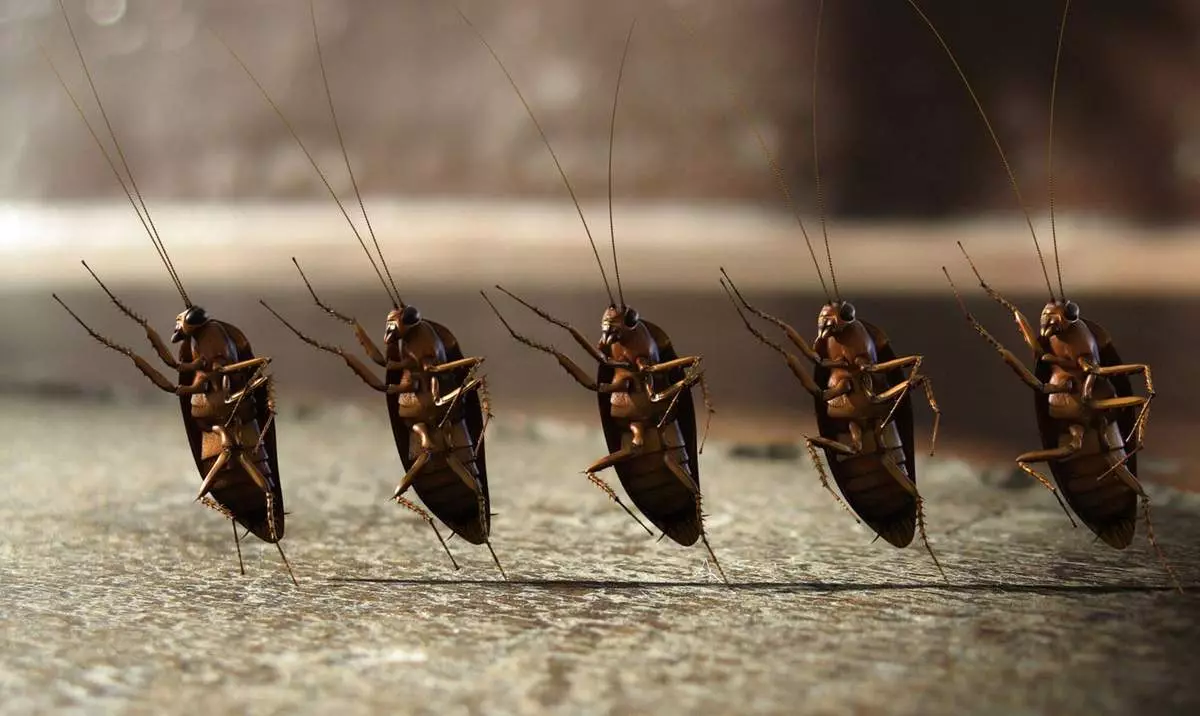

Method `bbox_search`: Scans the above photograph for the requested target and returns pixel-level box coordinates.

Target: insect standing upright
[907,0,1179,590]
[219,3,503,578]
[717,0,945,578]
[45,1,293,584]
[456,9,726,582]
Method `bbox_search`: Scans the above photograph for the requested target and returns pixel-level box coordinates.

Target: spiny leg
[661,451,728,584]
[583,446,654,536]
[485,541,508,581]
[956,242,1040,352]
[1139,496,1182,593]
[80,260,183,368]
[942,269,1047,392]
[236,454,298,587]
[291,257,388,366]
[719,269,823,363]
[803,436,861,525]
[481,291,602,391]
[878,453,947,582]
[445,452,489,539]
[495,284,608,364]
[719,277,823,396]
[1015,424,1084,528]
[54,294,183,393]
[696,370,716,454]
[395,496,460,571]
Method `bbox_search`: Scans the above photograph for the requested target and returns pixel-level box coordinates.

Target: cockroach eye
[838,302,856,323]
[185,306,208,326]
[1063,301,1080,322]
[401,306,421,325]
[623,307,639,327]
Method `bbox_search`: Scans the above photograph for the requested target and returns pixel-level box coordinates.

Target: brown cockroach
[455,9,726,582]
[716,0,946,579]
[906,0,1179,590]
[44,1,294,584]
[217,3,504,578]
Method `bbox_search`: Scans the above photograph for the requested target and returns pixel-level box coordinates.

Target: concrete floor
[1,396,1198,715]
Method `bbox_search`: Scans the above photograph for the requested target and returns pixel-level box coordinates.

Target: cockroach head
[385,305,422,343]
[600,304,639,346]
[172,306,209,342]
[1040,299,1080,337]
[817,301,856,339]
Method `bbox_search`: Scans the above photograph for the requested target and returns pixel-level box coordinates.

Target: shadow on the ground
[326,577,1191,594]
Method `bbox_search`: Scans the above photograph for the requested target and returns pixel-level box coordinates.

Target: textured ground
[1,396,1198,715]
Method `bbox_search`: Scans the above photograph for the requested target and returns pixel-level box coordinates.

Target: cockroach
[44,1,294,584]
[716,0,946,579]
[455,9,726,582]
[907,0,1179,590]
[217,2,504,578]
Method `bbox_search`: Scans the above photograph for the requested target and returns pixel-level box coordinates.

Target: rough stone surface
[1,397,1198,715]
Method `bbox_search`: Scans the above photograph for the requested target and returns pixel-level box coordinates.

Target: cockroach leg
[481,291,602,391]
[195,450,232,502]
[720,278,824,397]
[80,260,183,368]
[231,519,245,576]
[1139,497,1183,593]
[236,452,272,494]
[875,452,947,581]
[913,496,948,582]
[392,451,431,501]
[291,257,388,366]
[54,294,183,393]
[485,541,508,581]
[582,444,654,536]
[719,269,825,365]
[955,243,1041,354]
[495,285,609,364]
[395,497,460,571]
[663,451,700,494]
[263,300,397,393]
[802,437,861,524]
[1014,424,1084,527]
[943,269,1049,392]
[696,371,716,454]
[869,357,941,456]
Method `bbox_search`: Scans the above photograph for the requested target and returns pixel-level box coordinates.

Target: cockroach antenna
[308,0,404,307]
[811,0,840,302]
[50,0,191,306]
[902,0,1055,301]
[607,18,637,309]
[1047,0,1072,302]
[452,4,616,306]
[211,27,400,309]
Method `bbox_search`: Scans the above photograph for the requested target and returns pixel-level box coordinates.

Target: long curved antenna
[903,0,1055,301]
[453,5,615,306]
[211,27,400,309]
[608,19,637,308]
[1047,0,1072,302]
[308,0,403,306]
[53,1,190,306]
[811,0,839,301]
[672,11,830,302]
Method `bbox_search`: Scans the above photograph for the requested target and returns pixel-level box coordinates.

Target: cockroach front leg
[78,261,205,370]
[495,285,609,364]
[955,242,1040,353]
[1015,424,1083,528]
[263,301,405,392]
[54,295,204,394]
[944,269,1053,393]
[482,291,604,391]
[291,258,389,366]
[720,270,835,367]
[720,278,826,397]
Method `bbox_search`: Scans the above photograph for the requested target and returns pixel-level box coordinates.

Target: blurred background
[2,0,1198,488]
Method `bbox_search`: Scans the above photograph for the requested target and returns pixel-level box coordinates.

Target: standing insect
[456,9,726,582]
[44,1,293,584]
[217,3,504,578]
[907,0,1179,590]
[717,0,945,578]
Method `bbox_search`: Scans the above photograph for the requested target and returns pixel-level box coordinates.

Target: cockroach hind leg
[275,542,299,587]
[232,519,245,576]
[1140,496,1183,594]
[700,532,730,585]
[915,497,948,584]
[485,541,508,581]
